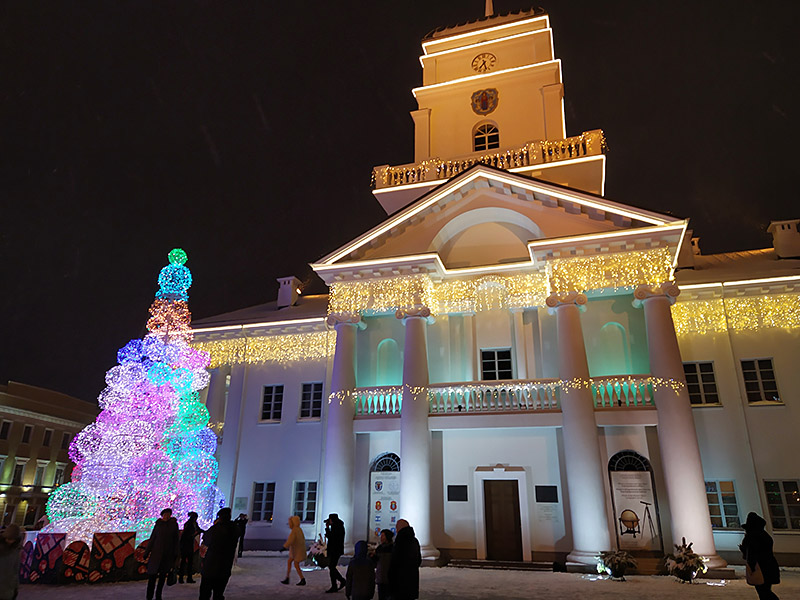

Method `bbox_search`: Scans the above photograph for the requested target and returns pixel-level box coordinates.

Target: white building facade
[192,9,800,569]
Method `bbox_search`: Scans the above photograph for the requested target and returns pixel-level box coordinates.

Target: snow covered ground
[17,555,800,599]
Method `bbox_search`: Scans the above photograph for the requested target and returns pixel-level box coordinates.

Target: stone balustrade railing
[591,375,656,408]
[355,386,403,416]
[371,129,606,189]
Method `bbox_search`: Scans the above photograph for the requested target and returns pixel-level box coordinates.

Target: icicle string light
[43,249,225,546]
[672,294,800,335]
[549,248,673,294]
[192,330,336,368]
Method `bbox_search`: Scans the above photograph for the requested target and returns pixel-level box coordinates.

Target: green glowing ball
[168,248,188,266]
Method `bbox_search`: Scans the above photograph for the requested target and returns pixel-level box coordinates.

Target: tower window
[474,124,499,151]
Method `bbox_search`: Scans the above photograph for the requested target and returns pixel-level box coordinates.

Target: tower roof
[422,7,546,42]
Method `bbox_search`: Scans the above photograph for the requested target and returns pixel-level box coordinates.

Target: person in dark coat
[199,507,240,600]
[178,511,203,584]
[388,519,421,600]
[325,513,347,593]
[144,508,180,600]
[234,513,248,558]
[372,529,393,600]
[0,524,23,600]
[345,540,375,600]
[740,512,781,600]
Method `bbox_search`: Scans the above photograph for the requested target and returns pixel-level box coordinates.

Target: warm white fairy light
[549,248,673,294]
[671,294,800,335]
[192,330,336,368]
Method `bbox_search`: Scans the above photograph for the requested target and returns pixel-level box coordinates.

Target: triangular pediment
[313,166,684,282]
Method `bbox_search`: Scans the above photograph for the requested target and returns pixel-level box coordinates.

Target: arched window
[474,123,499,151]
[371,452,401,472]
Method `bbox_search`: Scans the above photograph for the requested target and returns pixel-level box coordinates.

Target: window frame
[293,480,318,524]
[299,382,324,421]
[705,480,741,529]
[53,463,66,487]
[764,479,800,531]
[741,358,781,404]
[251,481,276,523]
[0,421,11,440]
[42,428,53,447]
[683,361,721,406]
[34,461,49,487]
[21,425,33,444]
[12,459,28,486]
[473,123,500,151]
[480,347,514,381]
[260,384,285,423]
[61,432,71,450]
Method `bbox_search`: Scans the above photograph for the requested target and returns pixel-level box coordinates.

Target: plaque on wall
[368,471,400,544]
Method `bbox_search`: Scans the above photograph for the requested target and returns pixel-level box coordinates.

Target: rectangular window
[293,481,317,523]
[480,348,513,381]
[741,359,780,403]
[764,480,800,530]
[683,362,720,405]
[61,432,71,450]
[12,462,26,486]
[23,504,38,527]
[299,382,323,420]
[0,421,11,440]
[261,385,284,421]
[43,429,53,447]
[34,465,46,487]
[705,480,740,528]
[53,466,65,487]
[21,425,33,444]
[535,485,559,503]
[447,485,468,502]
[251,482,276,522]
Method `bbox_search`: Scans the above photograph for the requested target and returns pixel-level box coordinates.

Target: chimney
[277,276,302,309]
[767,219,800,259]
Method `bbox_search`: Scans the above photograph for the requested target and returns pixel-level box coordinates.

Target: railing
[428,380,560,414]
[591,376,655,408]
[352,374,656,418]
[371,129,606,189]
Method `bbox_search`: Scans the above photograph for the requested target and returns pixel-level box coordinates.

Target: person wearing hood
[281,515,306,586]
[740,512,781,599]
[372,529,394,600]
[0,524,23,600]
[144,508,180,600]
[199,507,239,600]
[345,540,375,600]
[388,519,421,600]
[178,511,203,584]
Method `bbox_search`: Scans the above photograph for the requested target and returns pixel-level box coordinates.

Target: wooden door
[484,480,523,561]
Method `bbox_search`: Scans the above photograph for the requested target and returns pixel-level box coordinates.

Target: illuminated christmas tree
[44,249,224,544]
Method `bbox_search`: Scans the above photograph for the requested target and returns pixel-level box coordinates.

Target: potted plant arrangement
[305,535,328,570]
[597,550,638,580]
[664,537,708,583]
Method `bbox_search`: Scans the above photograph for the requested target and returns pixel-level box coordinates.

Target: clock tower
[372,8,607,215]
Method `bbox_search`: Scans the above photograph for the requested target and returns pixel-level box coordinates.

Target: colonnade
[307,283,725,566]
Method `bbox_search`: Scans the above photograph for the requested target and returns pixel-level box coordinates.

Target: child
[345,540,375,600]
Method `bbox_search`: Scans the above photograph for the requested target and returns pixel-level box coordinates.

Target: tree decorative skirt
[42,249,224,545]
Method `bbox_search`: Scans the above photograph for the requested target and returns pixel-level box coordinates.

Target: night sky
[2,1,797,402]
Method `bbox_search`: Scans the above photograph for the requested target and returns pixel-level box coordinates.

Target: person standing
[234,513,248,558]
[740,512,781,600]
[388,519,421,600]
[372,529,393,600]
[199,507,239,600]
[345,541,375,600]
[325,513,347,593]
[281,515,306,586]
[144,508,179,600]
[0,524,22,600]
[179,511,203,584]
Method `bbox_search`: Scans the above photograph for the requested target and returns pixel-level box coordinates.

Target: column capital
[395,305,434,324]
[545,291,587,314]
[326,312,367,329]
[632,282,680,308]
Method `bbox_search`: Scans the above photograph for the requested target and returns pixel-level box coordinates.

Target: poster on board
[368,471,400,544]
[610,470,661,551]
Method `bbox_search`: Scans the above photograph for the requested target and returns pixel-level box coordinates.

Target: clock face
[471,52,496,73]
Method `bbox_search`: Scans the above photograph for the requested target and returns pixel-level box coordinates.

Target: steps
[447,559,554,571]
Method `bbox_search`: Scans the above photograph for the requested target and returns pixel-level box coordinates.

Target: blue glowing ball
[156,263,192,300]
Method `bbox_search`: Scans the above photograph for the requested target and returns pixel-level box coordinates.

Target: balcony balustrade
[352,375,656,418]
[371,129,606,190]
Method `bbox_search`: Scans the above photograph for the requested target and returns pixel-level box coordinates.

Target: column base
[420,544,440,560]
[702,553,728,570]
[566,549,603,566]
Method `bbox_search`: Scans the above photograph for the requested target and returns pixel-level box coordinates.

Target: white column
[397,305,439,558]
[204,365,231,426]
[322,313,364,551]
[634,283,726,568]
[511,309,528,380]
[545,292,611,565]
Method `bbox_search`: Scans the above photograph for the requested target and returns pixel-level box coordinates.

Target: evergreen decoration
[664,537,708,582]
[596,549,638,580]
